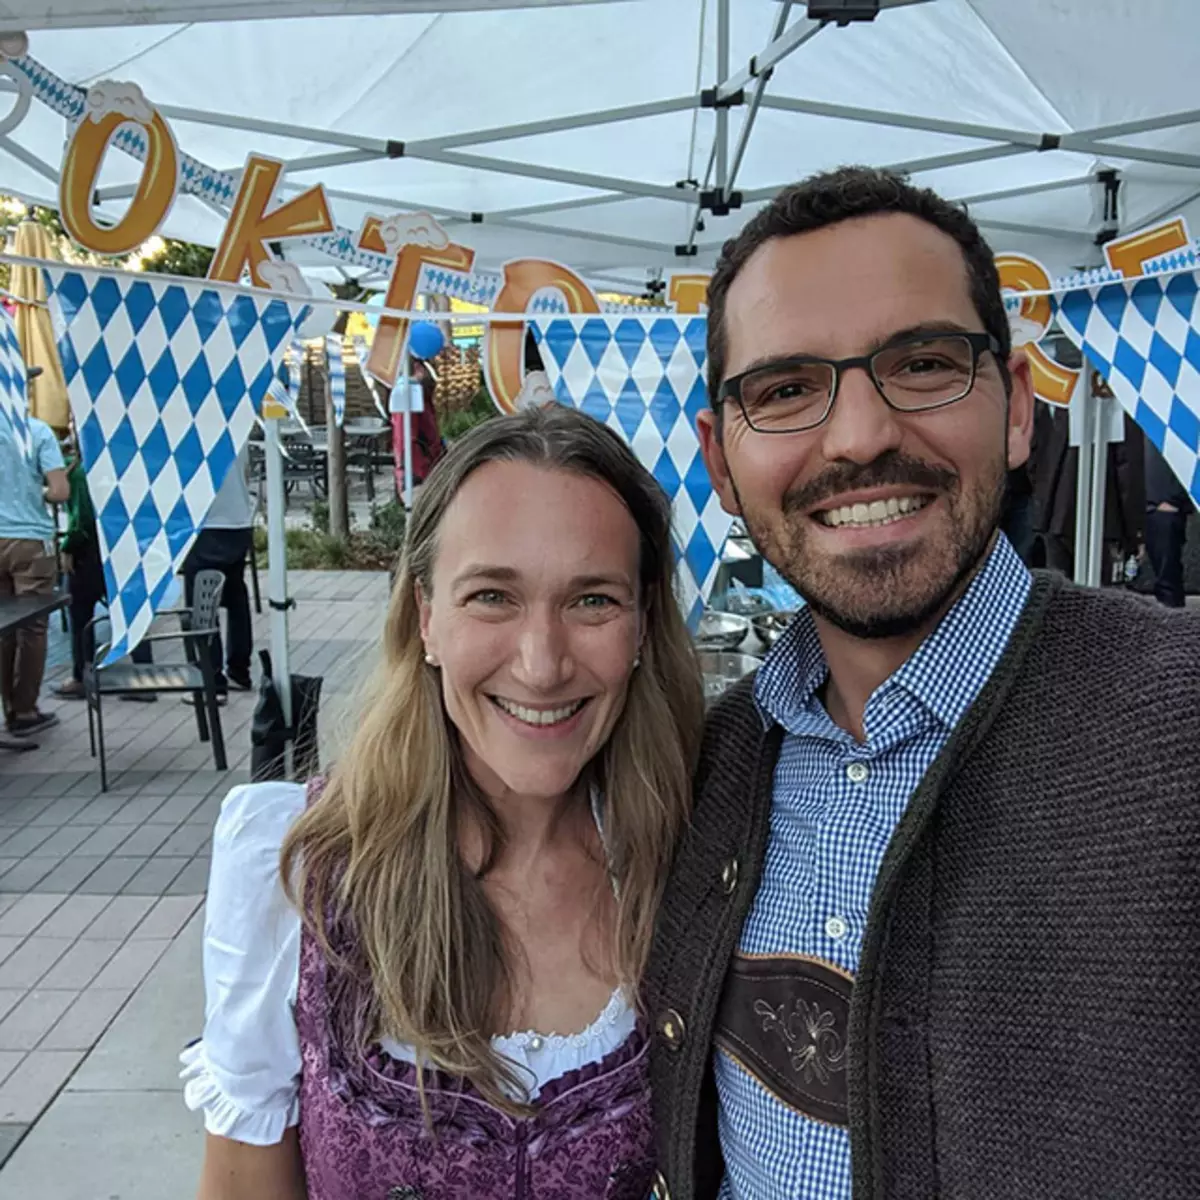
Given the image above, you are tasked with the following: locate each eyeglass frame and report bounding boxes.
[717,329,1006,435]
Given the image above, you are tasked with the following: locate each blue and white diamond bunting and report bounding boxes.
[325,334,346,427]
[0,306,33,460]
[531,315,731,628]
[44,269,307,663]
[1056,270,1200,506]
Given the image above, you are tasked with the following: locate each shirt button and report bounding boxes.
[825,915,849,940]
[846,761,869,784]
[527,1035,544,1052]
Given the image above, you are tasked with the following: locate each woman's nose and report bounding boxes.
[512,612,573,690]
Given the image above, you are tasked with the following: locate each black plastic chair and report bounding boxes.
[83,569,228,792]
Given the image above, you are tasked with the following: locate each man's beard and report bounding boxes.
[732,449,1007,640]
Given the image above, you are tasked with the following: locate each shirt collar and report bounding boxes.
[753,534,1031,734]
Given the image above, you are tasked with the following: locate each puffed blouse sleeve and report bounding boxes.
[179,781,307,1145]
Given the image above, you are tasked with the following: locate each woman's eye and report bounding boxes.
[466,589,508,606]
[576,594,618,610]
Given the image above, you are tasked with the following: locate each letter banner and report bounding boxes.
[0,306,33,460]
[529,315,733,629]
[1055,270,1200,507]
[43,269,308,663]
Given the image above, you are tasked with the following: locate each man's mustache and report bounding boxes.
[783,453,958,514]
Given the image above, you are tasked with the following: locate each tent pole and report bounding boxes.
[955,174,1096,207]
[400,361,413,511]
[716,0,730,195]
[718,11,823,101]
[1086,378,1111,588]
[1072,368,1095,586]
[263,416,293,739]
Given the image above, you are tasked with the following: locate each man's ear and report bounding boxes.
[1005,352,1036,471]
[697,408,742,516]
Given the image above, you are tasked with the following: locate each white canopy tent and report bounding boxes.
[0,0,1197,290]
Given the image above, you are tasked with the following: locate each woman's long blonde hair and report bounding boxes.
[281,404,704,1111]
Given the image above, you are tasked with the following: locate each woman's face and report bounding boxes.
[420,460,644,803]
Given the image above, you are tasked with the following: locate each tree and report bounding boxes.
[138,238,213,278]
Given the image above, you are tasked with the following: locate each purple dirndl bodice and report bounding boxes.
[294,920,657,1200]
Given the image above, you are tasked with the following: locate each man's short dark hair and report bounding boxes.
[705,165,1011,407]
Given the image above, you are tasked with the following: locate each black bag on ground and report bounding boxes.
[250,649,323,782]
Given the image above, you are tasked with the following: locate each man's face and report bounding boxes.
[698,212,1034,640]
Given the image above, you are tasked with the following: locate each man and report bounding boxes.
[645,167,1199,1199]
[0,410,68,735]
[182,445,254,698]
[1143,439,1191,607]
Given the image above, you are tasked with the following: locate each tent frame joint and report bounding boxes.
[701,86,745,110]
[386,139,405,159]
[700,189,742,216]
[674,243,699,258]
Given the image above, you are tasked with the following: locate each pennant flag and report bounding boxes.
[44,269,307,662]
[1056,270,1200,507]
[531,315,732,628]
[352,334,389,420]
[325,333,346,427]
[0,306,33,459]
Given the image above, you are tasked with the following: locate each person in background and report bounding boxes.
[182,445,255,699]
[54,440,102,700]
[1144,439,1191,607]
[392,358,445,498]
[0,408,68,736]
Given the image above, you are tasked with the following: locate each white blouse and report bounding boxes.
[179,782,636,1146]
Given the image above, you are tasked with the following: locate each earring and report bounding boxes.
[424,653,437,666]
[633,654,642,669]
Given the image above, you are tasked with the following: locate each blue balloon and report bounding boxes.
[409,321,445,360]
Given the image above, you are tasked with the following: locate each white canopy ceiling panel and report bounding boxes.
[3,0,621,33]
[1,1,1197,278]
[965,0,1200,131]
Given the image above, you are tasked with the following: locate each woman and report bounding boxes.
[182,403,704,1198]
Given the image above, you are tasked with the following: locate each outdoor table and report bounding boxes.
[0,589,69,751]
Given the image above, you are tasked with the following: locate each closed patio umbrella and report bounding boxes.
[11,220,69,433]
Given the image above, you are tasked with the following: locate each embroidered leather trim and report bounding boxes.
[713,954,853,1128]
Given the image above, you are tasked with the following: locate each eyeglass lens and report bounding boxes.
[739,334,977,432]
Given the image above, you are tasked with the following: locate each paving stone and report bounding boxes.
[0,859,63,894]
[148,793,208,825]
[0,1058,22,1090]
[105,795,172,825]
[0,1120,24,1170]
[0,1050,85,1123]
[29,827,92,857]
[40,989,133,1052]
[164,859,210,896]
[114,824,176,857]
[74,857,145,896]
[0,941,21,969]
[155,823,210,857]
[35,896,112,941]
[37,941,123,990]
[131,896,202,941]
[0,896,65,938]
[0,828,55,857]
[74,824,133,857]
[80,896,155,942]
[0,991,79,1051]
[0,939,73,990]
[0,994,26,1025]
[120,857,189,897]
[89,939,171,990]
[28,856,106,895]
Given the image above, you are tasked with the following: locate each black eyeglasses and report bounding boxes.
[719,331,1004,434]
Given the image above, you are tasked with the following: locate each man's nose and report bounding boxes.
[817,365,905,465]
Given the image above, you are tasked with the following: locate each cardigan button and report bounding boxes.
[658,1007,686,1050]
[651,1169,672,1199]
[720,857,739,895]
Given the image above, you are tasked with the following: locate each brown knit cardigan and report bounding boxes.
[644,572,1200,1199]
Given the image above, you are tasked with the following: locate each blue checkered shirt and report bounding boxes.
[715,535,1031,1199]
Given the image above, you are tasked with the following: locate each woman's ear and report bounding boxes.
[416,581,432,647]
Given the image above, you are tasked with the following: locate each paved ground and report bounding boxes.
[0,570,388,1199]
